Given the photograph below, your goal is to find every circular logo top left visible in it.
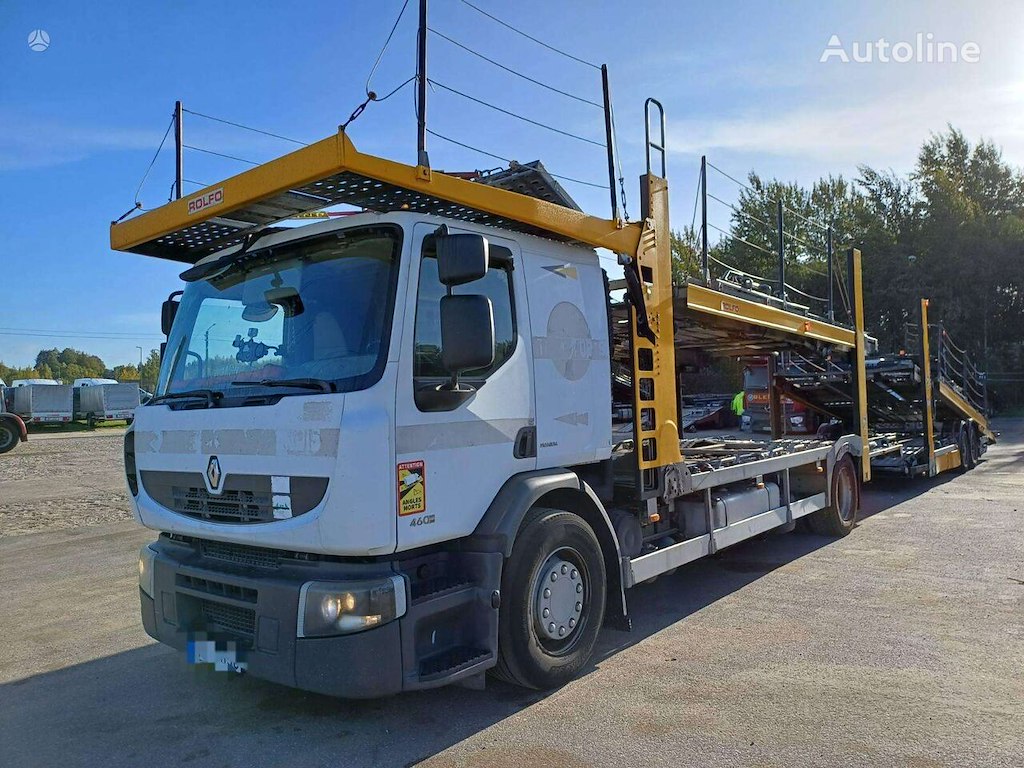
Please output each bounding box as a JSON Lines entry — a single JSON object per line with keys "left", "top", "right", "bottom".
{"left": 28, "top": 30, "right": 50, "bottom": 52}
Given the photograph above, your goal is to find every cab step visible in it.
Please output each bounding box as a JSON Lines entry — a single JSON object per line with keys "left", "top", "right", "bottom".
{"left": 418, "top": 645, "right": 492, "bottom": 681}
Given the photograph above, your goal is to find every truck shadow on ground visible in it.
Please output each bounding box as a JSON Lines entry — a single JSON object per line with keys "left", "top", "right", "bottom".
{"left": 0, "top": 473, "right": 961, "bottom": 768}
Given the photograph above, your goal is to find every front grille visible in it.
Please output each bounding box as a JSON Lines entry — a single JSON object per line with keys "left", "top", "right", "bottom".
{"left": 172, "top": 486, "right": 273, "bottom": 523}
{"left": 178, "top": 574, "right": 258, "bottom": 603}
{"left": 140, "top": 471, "right": 329, "bottom": 526}
{"left": 200, "top": 539, "right": 281, "bottom": 570}
{"left": 201, "top": 600, "right": 256, "bottom": 639}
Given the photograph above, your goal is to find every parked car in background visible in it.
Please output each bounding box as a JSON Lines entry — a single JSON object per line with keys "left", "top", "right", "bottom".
{"left": 72, "top": 378, "right": 119, "bottom": 387}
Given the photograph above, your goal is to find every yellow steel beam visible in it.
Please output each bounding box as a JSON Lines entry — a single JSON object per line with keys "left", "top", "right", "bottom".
{"left": 850, "top": 249, "right": 871, "bottom": 483}
{"left": 919, "top": 299, "right": 937, "bottom": 476}
{"left": 684, "top": 284, "right": 857, "bottom": 349}
{"left": 110, "top": 129, "right": 642, "bottom": 256}
{"left": 938, "top": 380, "right": 996, "bottom": 443}
{"left": 631, "top": 174, "right": 682, "bottom": 471}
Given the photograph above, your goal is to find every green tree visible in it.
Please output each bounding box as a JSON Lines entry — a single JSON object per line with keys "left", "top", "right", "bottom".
{"left": 139, "top": 350, "right": 161, "bottom": 392}
{"left": 33, "top": 348, "right": 107, "bottom": 382}
{"left": 0, "top": 362, "right": 43, "bottom": 383}
{"left": 113, "top": 364, "right": 140, "bottom": 382}
{"left": 670, "top": 226, "right": 703, "bottom": 283}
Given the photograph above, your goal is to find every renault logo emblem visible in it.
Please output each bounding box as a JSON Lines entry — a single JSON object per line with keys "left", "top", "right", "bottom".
{"left": 206, "top": 455, "right": 223, "bottom": 491}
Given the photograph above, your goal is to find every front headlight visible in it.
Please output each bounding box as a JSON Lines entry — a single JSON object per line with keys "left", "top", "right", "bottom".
{"left": 138, "top": 543, "right": 158, "bottom": 598}
{"left": 297, "top": 576, "right": 407, "bottom": 638}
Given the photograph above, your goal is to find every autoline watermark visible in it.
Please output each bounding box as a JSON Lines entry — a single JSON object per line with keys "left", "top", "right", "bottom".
{"left": 821, "top": 33, "right": 980, "bottom": 64}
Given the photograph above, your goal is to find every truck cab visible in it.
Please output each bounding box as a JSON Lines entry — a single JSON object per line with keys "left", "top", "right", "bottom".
{"left": 131, "top": 211, "right": 614, "bottom": 694}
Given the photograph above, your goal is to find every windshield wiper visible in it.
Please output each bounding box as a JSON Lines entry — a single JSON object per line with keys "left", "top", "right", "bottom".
{"left": 230, "top": 378, "right": 335, "bottom": 393}
{"left": 148, "top": 389, "right": 223, "bottom": 407}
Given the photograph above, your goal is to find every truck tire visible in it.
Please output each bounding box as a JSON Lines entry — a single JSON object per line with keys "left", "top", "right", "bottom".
{"left": 493, "top": 507, "right": 606, "bottom": 690}
{"left": 957, "top": 425, "right": 972, "bottom": 473}
{"left": 0, "top": 419, "right": 17, "bottom": 454}
{"left": 965, "top": 425, "right": 979, "bottom": 470}
{"left": 808, "top": 454, "right": 858, "bottom": 537}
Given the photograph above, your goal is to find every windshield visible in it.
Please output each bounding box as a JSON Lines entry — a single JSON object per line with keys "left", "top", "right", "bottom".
{"left": 157, "top": 225, "right": 402, "bottom": 399}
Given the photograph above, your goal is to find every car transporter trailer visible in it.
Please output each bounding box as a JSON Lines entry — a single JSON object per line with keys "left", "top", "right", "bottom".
{"left": 107, "top": 90, "right": 986, "bottom": 696}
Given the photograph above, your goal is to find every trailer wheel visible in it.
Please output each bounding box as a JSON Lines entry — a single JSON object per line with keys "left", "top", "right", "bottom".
{"left": 0, "top": 419, "right": 17, "bottom": 454}
{"left": 965, "top": 425, "right": 979, "bottom": 470}
{"left": 957, "top": 426, "right": 972, "bottom": 473}
{"left": 493, "top": 507, "right": 606, "bottom": 690}
{"left": 808, "top": 454, "right": 858, "bottom": 537}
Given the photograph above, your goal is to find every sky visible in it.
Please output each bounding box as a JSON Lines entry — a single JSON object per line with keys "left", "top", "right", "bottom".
{"left": 2, "top": 0, "right": 1023, "bottom": 369}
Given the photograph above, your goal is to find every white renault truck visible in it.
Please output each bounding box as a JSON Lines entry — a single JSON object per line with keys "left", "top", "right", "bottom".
{"left": 112, "top": 107, "right": 871, "bottom": 696}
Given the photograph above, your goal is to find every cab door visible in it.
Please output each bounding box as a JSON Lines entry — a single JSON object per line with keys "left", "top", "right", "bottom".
{"left": 394, "top": 223, "right": 535, "bottom": 550}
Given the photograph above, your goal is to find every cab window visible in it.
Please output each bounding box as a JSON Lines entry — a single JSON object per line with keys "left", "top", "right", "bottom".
{"left": 413, "top": 238, "right": 516, "bottom": 385}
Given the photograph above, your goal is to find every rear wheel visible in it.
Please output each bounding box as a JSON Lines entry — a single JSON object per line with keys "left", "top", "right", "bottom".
{"left": 493, "top": 507, "right": 606, "bottom": 690}
{"left": 808, "top": 454, "right": 858, "bottom": 537}
{"left": 966, "top": 425, "right": 980, "bottom": 469}
{"left": 0, "top": 418, "right": 18, "bottom": 454}
{"left": 957, "top": 425, "right": 972, "bottom": 472}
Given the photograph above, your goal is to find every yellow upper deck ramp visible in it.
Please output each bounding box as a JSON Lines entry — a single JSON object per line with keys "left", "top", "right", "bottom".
{"left": 110, "top": 130, "right": 643, "bottom": 263}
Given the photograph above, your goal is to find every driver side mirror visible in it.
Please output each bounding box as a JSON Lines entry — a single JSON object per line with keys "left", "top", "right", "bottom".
{"left": 436, "top": 226, "right": 488, "bottom": 286}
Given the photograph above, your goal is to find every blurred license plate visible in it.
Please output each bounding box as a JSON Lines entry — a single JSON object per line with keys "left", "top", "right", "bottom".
{"left": 187, "top": 637, "right": 247, "bottom": 673}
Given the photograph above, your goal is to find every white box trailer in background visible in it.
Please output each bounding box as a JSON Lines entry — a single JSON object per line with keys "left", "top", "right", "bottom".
{"left": 76, "top": 383, "right": 140, "bottom": 425}
{"left": 11, "top": 384, "right": 73, "bottom": 424}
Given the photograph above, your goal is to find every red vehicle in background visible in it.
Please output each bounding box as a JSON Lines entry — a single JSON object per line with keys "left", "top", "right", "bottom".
{"left": 0, "top": 382, "right": 29, "bottom": 454}
{"left": 741, "top": 360, "right": 818, "bottom": 434}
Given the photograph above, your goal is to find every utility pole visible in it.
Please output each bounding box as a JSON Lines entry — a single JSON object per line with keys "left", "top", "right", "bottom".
{"left": 205, "top": 323, "right": 217, "bottom": 362}
{"left": 416, "top": 0, "right": 430, "bottom": 168}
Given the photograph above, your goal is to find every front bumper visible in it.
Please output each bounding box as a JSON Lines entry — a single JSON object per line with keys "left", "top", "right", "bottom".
{"left": 141, "top": 536, "right": 500, "bottom": 698}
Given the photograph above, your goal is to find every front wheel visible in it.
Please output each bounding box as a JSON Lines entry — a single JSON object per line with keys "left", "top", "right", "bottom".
{"left": 0, "top": 419, "right": 18, "bottom": 454}
{"left": 493, "top": 507, "right": 606, "bottom": 690}
{"left": 808, "top": 454, "right": 859, "bottom": 537}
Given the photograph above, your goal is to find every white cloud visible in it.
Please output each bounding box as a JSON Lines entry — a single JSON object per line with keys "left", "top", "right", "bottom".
{"left": 668, "top": 82, "right": 1024, "bottom": 172}
{"left": 0, "top": 113, "right": 167, "bottom": 171}
{"left": 0, "top": 110, "right": 304, "bottom": 172}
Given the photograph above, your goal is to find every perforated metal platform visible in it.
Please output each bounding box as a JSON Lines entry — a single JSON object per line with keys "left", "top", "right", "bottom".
{"left": 111, "top": 131, "right": 641, "bottom": 263}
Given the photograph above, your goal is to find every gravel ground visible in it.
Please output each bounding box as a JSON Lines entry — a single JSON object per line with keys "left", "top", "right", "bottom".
{"left": 0, "top": 432, "right": 132, "bottom": 537}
